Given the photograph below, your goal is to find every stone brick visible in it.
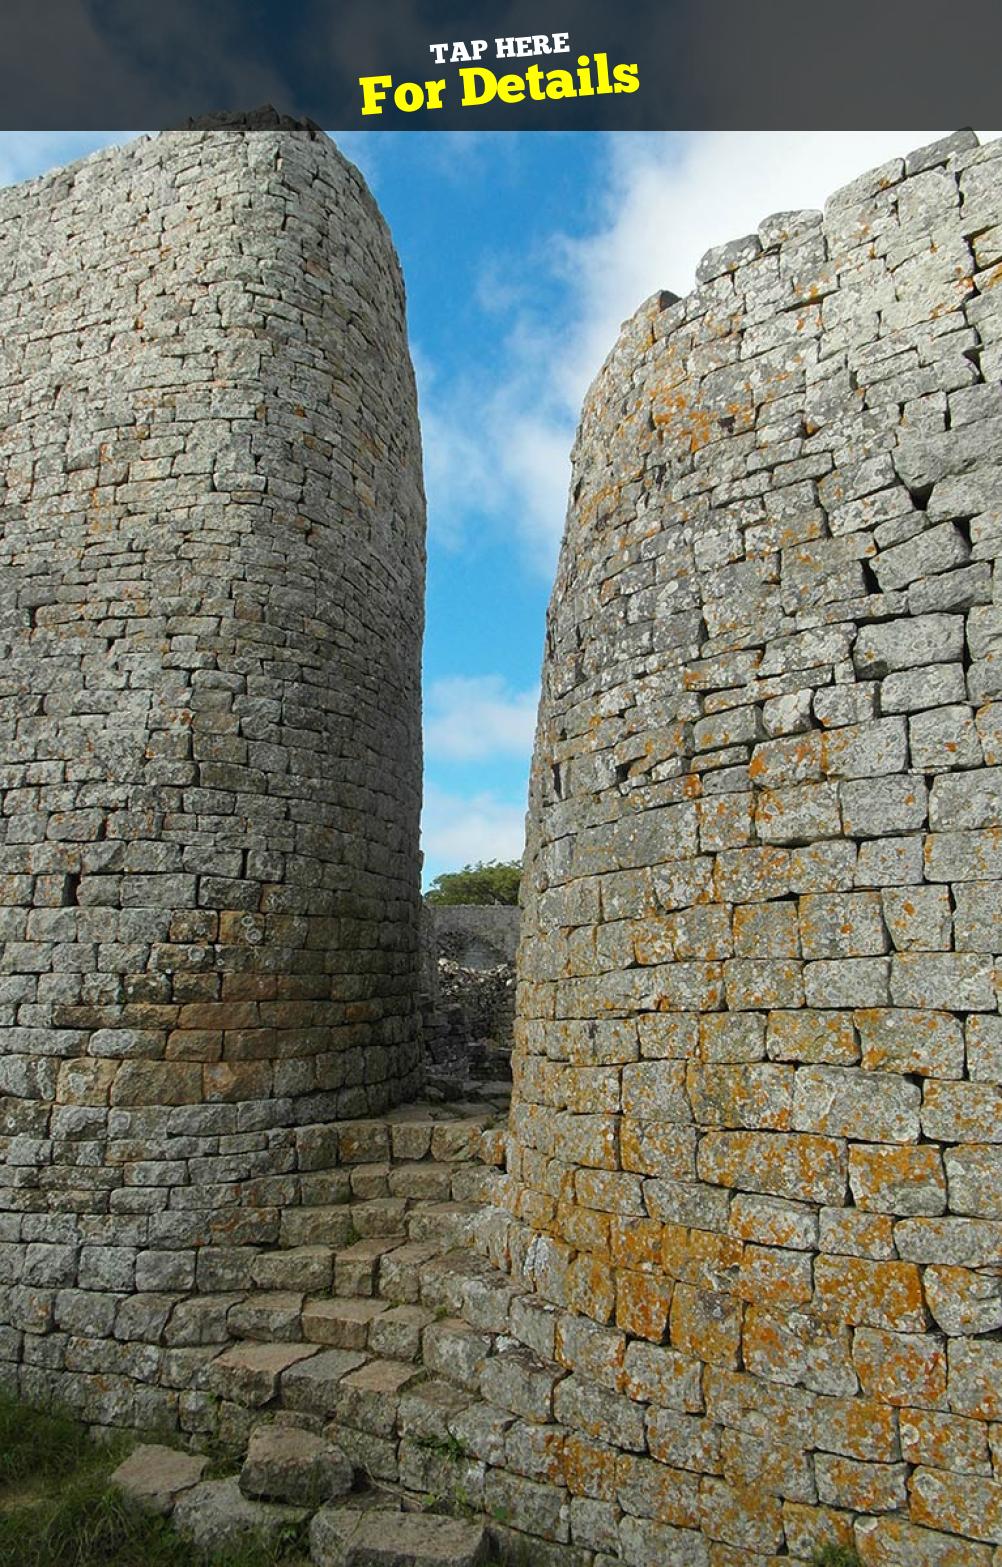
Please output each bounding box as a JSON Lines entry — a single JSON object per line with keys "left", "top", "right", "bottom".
{"left": 792, "top": 1065, "right": 919, "bottom": 1142}
{"left": 854, "top": 1516, "right": 993, "bottom": 1567}
{"left": 853, "top": 1328, "right": 947, "bottom": 1410}
{"left": 947, "top": 1337, "right": 1002, "bottom": 1420}
{"left": 743, "top": 1305, "right": 858, "bottom": 1396}
{"left": 553, "top": 1374, "right": 645, "bottom": 1452}
{"left": 910, "top": 1467, "right": 1002, "bottom": 1544}
{"left": 849, "top": 1143, "right": 946, "bottom": 1215}
{"left": 944, "top": 1144, "right": 1002, "bottom": 1219}
{"left": 909, "top": 705, "right": 982, "bottom": 771}
{"left": 922, "top": 1080, "right": 1002, "bottom": 1142}
{"left": 899, "top": 1406, "right": 991, "bottom": 1475}
{"left": 799, "top": 892, "right": 887, "bottom": 958}
{"left": 854, "top": 616, "right": 964, "bottom": 676}
{"left": 879, "top": 887, "right": 953, "bottom": 952}
{"left": 619, "top": 1339, "right": 703, "bottom": 1411}
{"left": 839, "top": 776, "right": 928, "bottom": 836}
{"left": 815, "top": 1454, "right": 908, "bottom": 1512}
{"left": 697, "top": 1130, "right": 847, "bottom": 1204}
{"left": 812, "top": 1255, "right": 926, "bottom": 1332}
{"left": 891, "top": 952, "right": 996, "bottom": 1010}
{"left": 924, "top": 1265, "right": 1002, "bottom": 1336}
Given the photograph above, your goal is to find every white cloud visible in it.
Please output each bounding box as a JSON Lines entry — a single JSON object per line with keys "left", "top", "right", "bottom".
{"left": 421, "top": 783, "right": 526, "bottom": 874}
{"left": 420, "top": 129, "right": 1002, "bottom": 581}
{"left": 425, "top": 675, "right": 539, "bottom": 762}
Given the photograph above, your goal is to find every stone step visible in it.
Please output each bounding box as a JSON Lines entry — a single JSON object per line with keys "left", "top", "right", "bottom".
{"left": 350, "top": 1198, "right": 410, "bottom": 1238}
{"left": 334, "top": 1236, "right": 408, "bottom": 1298}
{"left": 310, "top": 1505, "right": 490, "bottom": 1567}
{"left": 405, "top": 1201, "right": 479, "bottom": 1249}
{"left": 303, "top": 1297, "right": 390, "bottom": 1350}
{"left": 334, "top": 1112, "right": 497, "bottom": 1170}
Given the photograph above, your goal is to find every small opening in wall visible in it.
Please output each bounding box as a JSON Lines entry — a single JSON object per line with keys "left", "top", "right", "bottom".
{"left": 962, "top": 344, "right": 983, "bottom": 378}
{"left": 907, "top": 483, "right": 933, "bottom": 511}
{"left": 860, "top": 558, "right": 880, "bottom": 595}
{"left": 63, "top": 873, "right": 81, "bottom": 907}
{"left": 551, "top": 763, "right": 563, "bottom": 799}
{"left": 953, "top": 516, "right": 974, "bottom": 547}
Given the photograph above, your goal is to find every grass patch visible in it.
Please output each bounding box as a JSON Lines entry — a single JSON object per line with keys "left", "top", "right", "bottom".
{"left": 0, "top": 1393, "right": 307, "bottom": 1567}
{"left": 0, "top": 1392, "right": 97, "bottom": 1488}
{"left": 811, "top": 1547, "right": 861, "bottom": 1567}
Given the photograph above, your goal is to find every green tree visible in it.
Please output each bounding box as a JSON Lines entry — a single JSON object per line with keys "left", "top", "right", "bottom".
{"left": 425, "top": 859, "right": 521, "bottom": 906}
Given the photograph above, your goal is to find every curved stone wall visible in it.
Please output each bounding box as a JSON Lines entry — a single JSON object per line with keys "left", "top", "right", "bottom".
{"left": 0, "top": 131, "right": 424, "bottom": 1352}
{"left": 502, "top": 131, "right": 1002, "bottom": 1560}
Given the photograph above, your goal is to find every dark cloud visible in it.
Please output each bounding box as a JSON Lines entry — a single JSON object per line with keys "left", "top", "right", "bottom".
{"left": 3, "top": 0, "right": 1000, "bottom": 129}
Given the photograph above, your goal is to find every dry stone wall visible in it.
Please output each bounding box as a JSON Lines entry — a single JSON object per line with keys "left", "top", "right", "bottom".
{"left": 0, "top": 129, "right": 425, "bottom": 1404}
{"left": 496, "top": 130, "right": 1002, "bottom": 1563}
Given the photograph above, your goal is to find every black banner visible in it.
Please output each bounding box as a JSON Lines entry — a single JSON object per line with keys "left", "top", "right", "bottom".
{"left": 3, "top": 0, "right": 1001, "bottom": 131}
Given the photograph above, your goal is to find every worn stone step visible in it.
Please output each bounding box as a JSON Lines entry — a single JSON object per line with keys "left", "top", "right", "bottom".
{"left": 334, "top": 1236, "right": 407, "bottom": 1298}
{"left": 280, "top": 1206, "right": 356, "bottom": 1249}
{"left": 374, "top": 1241, "right": 440, "bottom": 1305}
{"left": 175, "top": 1476, "right": 309, "bottom": 1557}
{"left": 240, "top": 1422, "right": 353, "bottom": 1506}
{"left": 310, "top": 1505, "right": 490, "bottom": 1567}
{"left": 421, "top": 1318, "right": 494, "bottom": 1393}
{"left": 405, "top": 1201, "right": 478, "bottom": 1248}
{"left": 299, "top": 1169, "right": 353, "bottom": 1208}
{"left": 303, "top": 1297, "right": 389, "bottom": 1350}
{"left": 398, "top": 1376, "right": 474, "bottom": 1443}
{"left": 207, "top": 1340, "right": 320, "bottom": 1408}
{"left": 227, "top": 1291, "right": 305, "bottom": 1343}
{"left": 334, "top": 1356, "right": 425, "bottom": 1438}
{"left": 253, "top": 1245, "right": 334, "bottom": 1293}
{"left": 448, "top": 1164, "right": 496, "bottom": 1203}
{"left": 387, "top": 1161, "right": 455, "bottom": 1202}
{"left": 348, "top": 1162, "right": 392, "bottom": 1200}
{"left": 334, "top": 1113, "right": 496, "bottom": 1167}
{"left": 368, "top": 1303, "right": 434, "bottom": 1362}
{"left": 350, "top": 1198, "right": 410, "bottom": 1238}
{"left": 281, "top": 1346, "right": 370, "bottom": 1420}
{"left": 418, "top": 1251, "right": 498, "bottom": 1315}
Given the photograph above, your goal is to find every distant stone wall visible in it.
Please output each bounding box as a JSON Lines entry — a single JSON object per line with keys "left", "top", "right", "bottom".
{"left": 428, "top": 905, "right": 521, "bottom": 968}
{"left": 420, "top": 906, "right": 519, "bottom": 1074}
{"left": 497, "top": 131, "right": 1002, "bottom": 1562}
{"left": 0, "top": 128, "right": 425, "bottom": 1410}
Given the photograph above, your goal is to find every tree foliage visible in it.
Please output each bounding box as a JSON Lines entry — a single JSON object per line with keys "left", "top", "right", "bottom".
{"left": 425, "top": 859, "right": 521, "bottom": 906}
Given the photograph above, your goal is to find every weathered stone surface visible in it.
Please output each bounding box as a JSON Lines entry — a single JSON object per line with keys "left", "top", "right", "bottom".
{"left": 0, "top": 124, "right": 426, "bottom": 1378}
{"left": 497, "top": 131, "right": 1002, "bottom": 1567}
{"left": 109, "top": 1442, "right": 208, "bottom": 1515}
{"left": 209, "top": 1342, "right": 319, "bottom": 1408}
{"left": 281, "top": 1348, "right": 368, "bottom": 1418}
{"left": 311, "top": 1507, "right": 490, "bottom": 1567}
{"left": 173, "top": 1477, "right": 308, "bottom": 1555}
{"left": 239, "top": 1422, "right": 353, "bottom": 1504}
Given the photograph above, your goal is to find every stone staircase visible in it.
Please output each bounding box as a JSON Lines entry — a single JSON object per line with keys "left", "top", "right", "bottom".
{"left": 146, "top": 1085, "right": 609, "bottom": 1565}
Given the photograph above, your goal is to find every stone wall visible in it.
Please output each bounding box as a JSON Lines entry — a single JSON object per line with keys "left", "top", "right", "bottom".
{"left": 0, "top": 129, "right": 425, "bottom": 1392}
{"left": 496, "top": 131, "right": 1002, "bottom": 1562}
{"left": 420, "top": 906, "right": 519, "bottom": 1080}
{"left": 428, "top": 905, "right": 521, "bottom": 969}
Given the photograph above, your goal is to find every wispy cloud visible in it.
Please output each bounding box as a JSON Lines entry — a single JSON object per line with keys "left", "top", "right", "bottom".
{"left": 421, "top": 782, "right": 526, "bottom": 874}
{"left": 416, "top": 130, "right": 979, "bottom": 582}
{"left": 425, "top": 675, "right": 539, "bottom": 762}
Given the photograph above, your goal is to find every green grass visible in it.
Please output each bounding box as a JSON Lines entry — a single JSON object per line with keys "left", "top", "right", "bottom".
{"left": 0, "top": 1393, "right": 307, "bottom": 1567}
{"left": 811, "top": 1546, "right": 861, "bottom": 1567}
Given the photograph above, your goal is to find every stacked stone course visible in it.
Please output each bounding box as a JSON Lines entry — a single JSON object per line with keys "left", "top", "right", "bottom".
{"left": 0, "top": 127, "right": 425, "bottom": 1401}
{"left": 491, "top": 129, "right": 1002, "bottom": 1563}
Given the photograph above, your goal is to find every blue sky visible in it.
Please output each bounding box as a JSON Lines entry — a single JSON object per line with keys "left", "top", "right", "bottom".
{"left": 1, "top": 128, "right": 960, "bottom": 886}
